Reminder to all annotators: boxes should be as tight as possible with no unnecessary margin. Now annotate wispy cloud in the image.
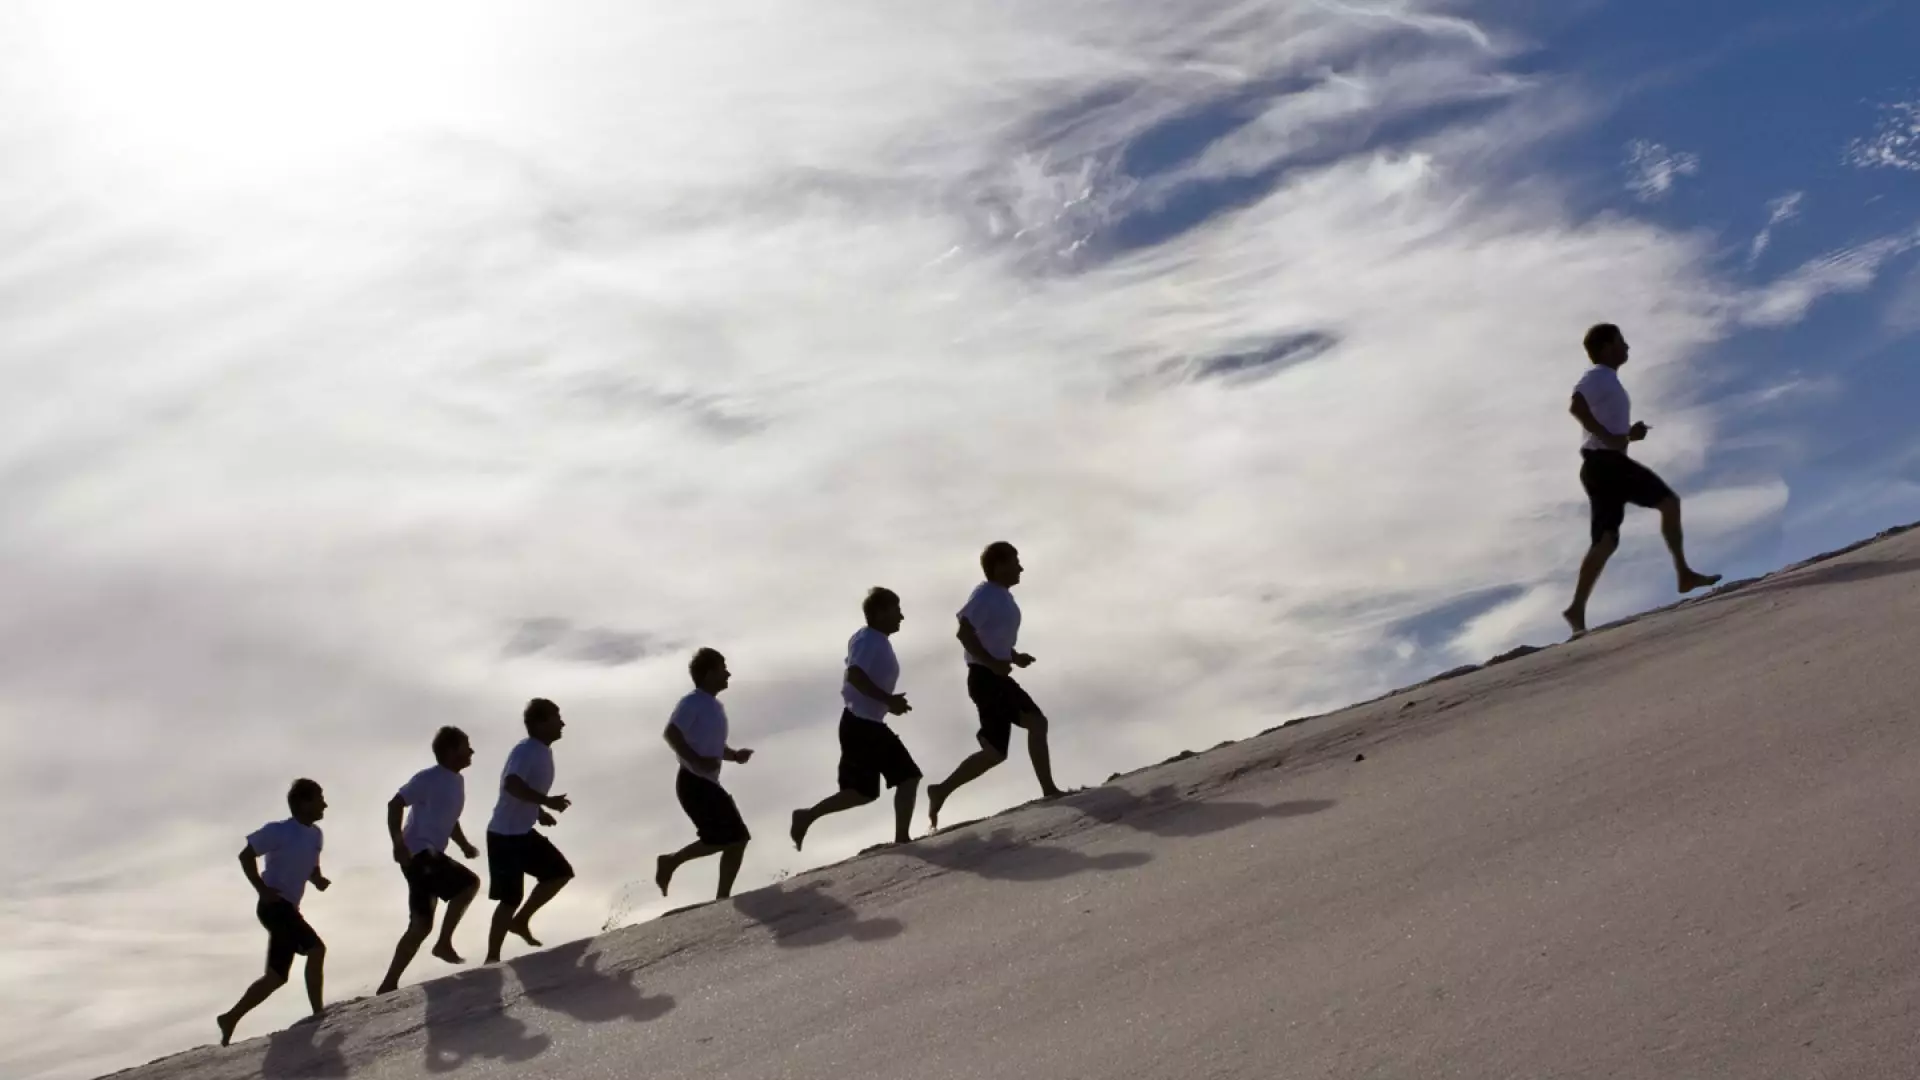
[1846,100,1920,172]
[1740,226,1920,327]
[0,2,1795,1076]
[1748,191,1804,266]
[1624,139,1701,202]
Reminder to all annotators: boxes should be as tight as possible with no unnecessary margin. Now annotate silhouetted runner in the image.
[657,648,755,900]
[216,779,331,1047]
[483,699,574,964]
[791,588,923,851]
[376,726,482,994]
[927,542,1064,831]
[1564,323,1720,637]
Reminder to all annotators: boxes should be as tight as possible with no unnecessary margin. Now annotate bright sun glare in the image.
[32,1,489,182]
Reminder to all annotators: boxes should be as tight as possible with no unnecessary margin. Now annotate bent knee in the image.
[1022,712,1049,734]
[308,942,327,959]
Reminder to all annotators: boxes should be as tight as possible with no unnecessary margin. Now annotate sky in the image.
[1,1,1916,1077]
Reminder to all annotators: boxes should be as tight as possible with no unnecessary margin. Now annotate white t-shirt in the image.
[247,818,324,908]
[958,582,1021,668]
[670,690,729,782]
[1573,365,1631,452]
[488,737,555,836]
[397,765,466,856]
[842,627,901,723]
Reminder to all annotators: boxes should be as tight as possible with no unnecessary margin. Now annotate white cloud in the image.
[1624,138,1701,202]
[1846,100,1920,172]
[0,2,1790,1076]
[1886,264,1920,336]
[1747,191,1804,266]
[1740,226,1920,328]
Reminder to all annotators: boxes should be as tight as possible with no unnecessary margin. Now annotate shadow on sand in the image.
[1746,556,1920,594]
[508,939,676,1026]
[261,1016,347,1078]
[1069,785,1335,838]
[901,826,1152,882]
[420,964,550,1074]
[732,878,905,948]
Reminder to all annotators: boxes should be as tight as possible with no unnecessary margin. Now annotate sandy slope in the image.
[110,525,1920,1080]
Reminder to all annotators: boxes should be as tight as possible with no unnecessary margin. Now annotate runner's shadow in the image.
[1071,785,1335,838]
[421,964,551,1074]
[1748,556,1920,593]
[732,878,905,948]
[508,939,675,1026]
[262,1016,347,1078]
[902,826,1151,882]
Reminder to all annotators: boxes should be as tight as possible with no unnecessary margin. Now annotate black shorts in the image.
[1580,449,1675,543]
[837,710,922,800]
[256,897,321,978]
[676,769,750,847]
[402,850,480,921]
[967,665,1043,757]
[486,830,573,906]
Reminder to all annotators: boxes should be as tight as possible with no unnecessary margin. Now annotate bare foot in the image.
[508,921,541,948]
[1040,786,1066,800]
[376,981,398,996]
[1562,606,1587,638]
[1678,571,1721,594]
[655,854,676,896]
[216,1013,237,1048]
[926,783,949,832]
[790,809,811,852]
[483,951,501,964]
[431,941,465,965]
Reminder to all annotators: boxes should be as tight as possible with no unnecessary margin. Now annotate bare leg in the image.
[715,842,748,899]
[432,882,478,964]
[792,790,875,850]
[217,971,287,1046]
[657,840,725,896]
[1564,532,1619,636]
[303,944,326,1018]
[927,749,1005,831]
[377,917,432,994]
[1024,714,1064,797]
[485,898,516,964]
[893,778,919,844]
[1659,496,1721,592]
[509,877,571,947]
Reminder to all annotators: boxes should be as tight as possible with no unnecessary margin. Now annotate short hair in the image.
[980,541,1018,576]
[862,587,900,620]
[1583,323,1621,360]
[523,698,559,729]
[431,725,468,760]
[689,647,726,683]
[287,778,322,811]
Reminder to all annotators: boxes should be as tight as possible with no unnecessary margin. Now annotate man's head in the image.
[1583,323,1629,369]
[432,725,474,771]
[690,647,730,694]
[287,778,327,824]
[524,698,565,744]
[981,541,1023,587]
[863,587,904,635]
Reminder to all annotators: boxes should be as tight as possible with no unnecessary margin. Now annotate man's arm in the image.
[503,774,568,812]
[1569,393,1629,451]
[451,823,479,858]
[957,617,1012,675]
[387,795,410,864]
[308,865,331,891]
[238,845,273,899]
[847,665,910,715]
[663,724,721,772]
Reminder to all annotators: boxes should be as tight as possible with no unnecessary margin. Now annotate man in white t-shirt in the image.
[656,647,756,900]
[483,699,574,964]
[926,541,1065,831]
[376,726,482,995]
[790,587,923,851]
[216,778,332,1047]
[1564,323,1720,636]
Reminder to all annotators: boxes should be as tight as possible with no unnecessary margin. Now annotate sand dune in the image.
[107,523,1920,1079]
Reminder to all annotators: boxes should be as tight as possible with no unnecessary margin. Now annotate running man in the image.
[927,541,1064,831]
[1564,323,1720,636]
[791,587,922,851]
[483,699,574,964]
[656,648,755,900]
[216,779,331,1047]
[376,726,482,994]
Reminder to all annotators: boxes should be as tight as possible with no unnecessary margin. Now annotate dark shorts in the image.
[486,830,573,906]
[402,850,480,921]
[676,769,751,847]
[967,664,1044,757]
[256,897,321,978]
[1580,449,1675,544]
[837,710,922,800]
